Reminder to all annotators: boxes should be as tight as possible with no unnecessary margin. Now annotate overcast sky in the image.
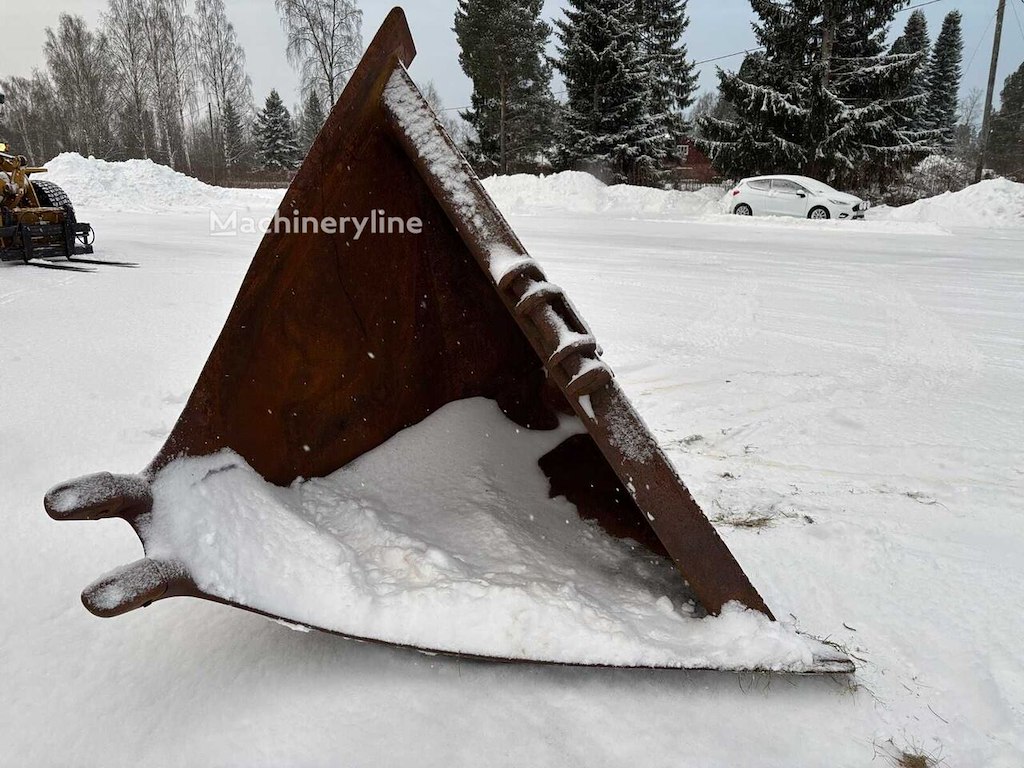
[3,0,1023,114]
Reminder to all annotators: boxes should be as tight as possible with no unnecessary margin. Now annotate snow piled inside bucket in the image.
[140,398,844,671]
[43,153,282,213]
[873,177,1024,228]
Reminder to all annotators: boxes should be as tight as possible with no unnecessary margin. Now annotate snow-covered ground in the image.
[2,158,1023,765]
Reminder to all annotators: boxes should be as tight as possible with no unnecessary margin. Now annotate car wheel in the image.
[734,203,753,216]
[808,206,830,220]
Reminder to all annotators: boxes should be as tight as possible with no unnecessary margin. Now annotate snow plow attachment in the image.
[44,9,852,673]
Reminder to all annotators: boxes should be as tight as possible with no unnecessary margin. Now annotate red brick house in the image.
[671,137,719,183]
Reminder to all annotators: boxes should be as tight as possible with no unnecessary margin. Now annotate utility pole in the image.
[976,0,1007,183]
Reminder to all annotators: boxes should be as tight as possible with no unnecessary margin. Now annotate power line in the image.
[903,0,949,11]
[1010,0,1024,44]
[964,9,998,75]
[693,48,763,66]
[684,0,949,69]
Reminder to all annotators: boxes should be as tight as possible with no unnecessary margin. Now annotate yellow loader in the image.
[0,93,130,270]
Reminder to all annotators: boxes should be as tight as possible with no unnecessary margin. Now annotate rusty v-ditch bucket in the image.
[43,8,852,673]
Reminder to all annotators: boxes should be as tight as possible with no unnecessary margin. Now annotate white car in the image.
[728,175,869,220]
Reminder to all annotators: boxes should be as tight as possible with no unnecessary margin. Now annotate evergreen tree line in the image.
[454,0,697,184]
[696,3,971,190]
[0,0,360,183]
[454,0,1022,190]
[695,3,1021,189]
[3,0,1019,188]
[987,60,1024,181]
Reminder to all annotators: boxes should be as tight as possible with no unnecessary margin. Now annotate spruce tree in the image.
[555,0,663,184]
[297,90,326,156]
[253,89,299,170]
[988,61,1024,180]
[925,11,963,150]
[454,0,557,175]
[635,0,698,143]
[889,10,932,138]
[221,98,250,176]
[698,0,921,185]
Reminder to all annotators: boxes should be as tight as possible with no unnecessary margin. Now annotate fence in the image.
[674,179,731,193]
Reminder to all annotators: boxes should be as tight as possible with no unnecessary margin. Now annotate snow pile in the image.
[140,398,843,671]
[483,171,1024,230]
[39,153,1024,234]
[483,171,728,219]
[43,152,283,213]
[875,177,1024,228]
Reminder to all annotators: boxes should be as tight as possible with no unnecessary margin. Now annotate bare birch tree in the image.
[137,0,196,169]
[140,0,172,164]
[44,14,115,157]
[2,0,256,180]
[420,81,468,147]
[156,0,200,172]
[195,0,253,116]
[275,0,362,106]
[104,0,154,158]
[0,75,57,160]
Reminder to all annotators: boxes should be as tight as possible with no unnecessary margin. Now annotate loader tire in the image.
[31,180,77,225]
[32,180,82,258]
